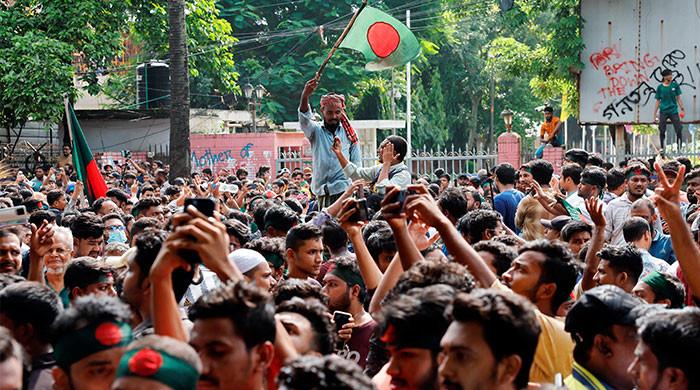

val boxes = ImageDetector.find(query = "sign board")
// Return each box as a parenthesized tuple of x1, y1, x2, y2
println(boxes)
(580, 0, 700, 124)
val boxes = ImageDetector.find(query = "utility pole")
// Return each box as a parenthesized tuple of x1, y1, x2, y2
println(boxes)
(168, 0, 191, 178)
(489, 76, 494, 148)
(405, 9, 412, 161)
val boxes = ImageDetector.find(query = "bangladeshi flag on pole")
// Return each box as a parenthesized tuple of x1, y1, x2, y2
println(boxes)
(68, 103, 108, 203)
(339, 6, 421, 71)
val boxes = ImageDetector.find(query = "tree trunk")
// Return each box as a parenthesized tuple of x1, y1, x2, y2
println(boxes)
(168, 0, 191, 180)
(469, 93, 481, 151)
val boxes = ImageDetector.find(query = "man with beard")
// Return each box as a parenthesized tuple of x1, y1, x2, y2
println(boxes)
(564, 285, 643, 390)
(374, 286, 456, 390)
(28, 224, 74, 307)
(322, 256, 375, 369)
(628, 308, 700, 390)
(605, 164, 651, 245)
(539, 106, 563, 148)
(0, 230, 22, 274)
(188, 281, 276, 390)
(299, 78, 361, 208)
(439, 289, 541, 390)
(70, 213, 105, 258)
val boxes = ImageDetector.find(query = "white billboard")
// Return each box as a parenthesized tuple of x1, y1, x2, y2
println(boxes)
(580, 0, 700, 124)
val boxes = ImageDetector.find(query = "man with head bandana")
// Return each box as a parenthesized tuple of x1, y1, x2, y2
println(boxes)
(299, 78, 362, 209)
(51, 295, 133, 390)
(112, 335, 202, 390)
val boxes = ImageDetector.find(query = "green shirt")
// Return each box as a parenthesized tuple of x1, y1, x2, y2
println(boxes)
(656, 82, 682, 114)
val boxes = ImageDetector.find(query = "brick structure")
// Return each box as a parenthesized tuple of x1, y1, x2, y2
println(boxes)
(542, 146, 565, 175)
(497, 132, 521, 168)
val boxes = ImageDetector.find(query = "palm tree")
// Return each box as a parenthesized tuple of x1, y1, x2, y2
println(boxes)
(168, 0, 191, 179)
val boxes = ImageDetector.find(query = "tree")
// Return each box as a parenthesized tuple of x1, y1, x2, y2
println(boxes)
(0, 0, 128, 143)
(168, 0, 191, 179)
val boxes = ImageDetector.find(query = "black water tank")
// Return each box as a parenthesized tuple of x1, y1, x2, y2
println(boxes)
(136, 62, 170, 109)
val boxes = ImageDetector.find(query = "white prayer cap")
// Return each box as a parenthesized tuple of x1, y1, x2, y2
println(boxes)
(228, 249, 266, 274)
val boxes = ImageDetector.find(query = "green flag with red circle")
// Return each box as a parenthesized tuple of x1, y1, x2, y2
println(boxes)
(339, 6, 421, 71)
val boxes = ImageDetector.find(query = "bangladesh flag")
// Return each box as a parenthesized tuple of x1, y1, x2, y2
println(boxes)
(68, 103, 107, 203)
(339, 6, 421, 71)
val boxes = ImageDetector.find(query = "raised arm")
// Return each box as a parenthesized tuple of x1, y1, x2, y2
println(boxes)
(652, 163, 700, 298)
(581, 197, 606, 291)
(28, 221, 55, 284)
(381, 186, 425, 271)
(338, 199, 382, 290)
(368, 253, 403, 316)
(299, 79, 317, 114)
(404, 185, 498, 288)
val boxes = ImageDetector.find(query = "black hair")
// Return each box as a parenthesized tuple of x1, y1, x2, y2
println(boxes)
(0, 326, 25, 366)
(384, 260, 475, 305)
(437, 187, 468, 222)
(458, 209, 501, 244)
(264, 206, 299, 233)
(91, 197, 112, 213)
(29, 210, 56, 227)
(0, 273, 25, 291)
(276, 297, 335, 355)
(385, 135, 408, 162)
(597, 244, 643, 284)
(685, 168, 700, 183)
(285, 224, 322, 252)
(321, 220, 348, 253)
(366, 228, 397, 262)
(518, 240, 580, 314)
(130, 217, 161, 239)
(224, 219, 251, 247)
(606, 168, 626, 191)
(70, 212, 105, 239)
(46, 190, 65, 207)
(361, 220, 390, 243)
(0, 281, 62, 343)
(492, 234, 523, 248)
(527, 160, 554, 186)
(164, 185, 182, 196)
(283, 198, 304, 215)
(637, 308, 700, 388)
(543, 106, 554, 113)
(560, 221, 593, 243)
(660, 68, 673, 77)
(561, 163, 583, 185)
(495, 163, 517, 185)
(64, 257, 114, 298)
(253, 200, 279, 230)
(273, 279, 327, 306)
(19, 188, 33, 200)
(587, 153, 604, 167)
(245, 237, 286, 263)
(643, 273, 685, 309)
(189, 280, 276, 349)
(133, 230, 192, 301)
(622, 217, 652, 243)
(106, 188, 129, 204)
(102, 213, 125, 225)
(277, 354, 374, 390)
(473, 240, 517, 276)
(133, 197, 161, 217)
(449, 289, 541, 389)
(378, 285, 457, 352)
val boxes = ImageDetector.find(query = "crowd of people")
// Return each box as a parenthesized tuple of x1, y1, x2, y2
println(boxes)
(0, 84, 698, 390)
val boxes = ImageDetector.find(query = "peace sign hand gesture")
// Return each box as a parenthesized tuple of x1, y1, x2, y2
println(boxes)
(652, 161, 686, 219)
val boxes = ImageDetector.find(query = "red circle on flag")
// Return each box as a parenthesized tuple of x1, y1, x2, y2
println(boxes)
(95, 322, 123, 346)
(367, 22, 400, 58)
(128, 349, 163, 377)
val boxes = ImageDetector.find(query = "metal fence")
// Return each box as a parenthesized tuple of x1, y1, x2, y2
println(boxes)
(276, 146, 498, 178)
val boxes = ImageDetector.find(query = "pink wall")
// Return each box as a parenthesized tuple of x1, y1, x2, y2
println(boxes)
(189, 132, 310, 174)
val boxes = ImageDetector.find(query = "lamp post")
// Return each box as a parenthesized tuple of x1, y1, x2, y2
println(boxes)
(243, 83, 266, 132)
(500, 109, 514, 132)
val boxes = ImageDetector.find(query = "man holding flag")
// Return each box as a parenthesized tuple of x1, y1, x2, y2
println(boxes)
(299, 80, 361, 209)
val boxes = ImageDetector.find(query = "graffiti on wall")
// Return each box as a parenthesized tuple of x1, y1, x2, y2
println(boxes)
(588, 45, 699, 121)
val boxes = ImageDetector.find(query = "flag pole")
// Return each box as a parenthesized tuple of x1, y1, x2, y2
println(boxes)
(315, 0, 369, 81)
(63, 96, 74, 145)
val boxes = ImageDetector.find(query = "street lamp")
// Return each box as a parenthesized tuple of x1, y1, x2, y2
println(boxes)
(501, 109, 514, 132)
(243, 83, 265, 132)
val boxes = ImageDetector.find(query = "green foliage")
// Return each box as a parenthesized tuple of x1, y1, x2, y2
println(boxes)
(0, 31, 74, 132)
(0, 0, 128, 132)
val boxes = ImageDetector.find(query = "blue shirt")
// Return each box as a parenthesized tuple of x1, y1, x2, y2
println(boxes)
(649, 231, 676, 264)
(299, 109, 362, 197)
(494, 188, 524, 233)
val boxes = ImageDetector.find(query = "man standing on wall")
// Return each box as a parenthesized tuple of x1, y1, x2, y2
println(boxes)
(654, 69, 685, 151)
(299, 78, 362, 209)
